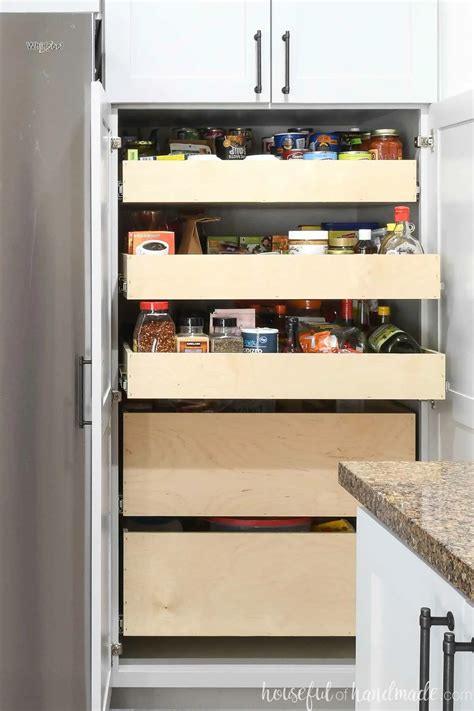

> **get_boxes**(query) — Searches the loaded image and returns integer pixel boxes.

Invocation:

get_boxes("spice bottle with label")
[210,317,243,353]
[133,301,176,352]
[176,317,209,353]
[355,229,377,254]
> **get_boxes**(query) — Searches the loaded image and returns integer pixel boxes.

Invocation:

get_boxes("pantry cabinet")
[104,0,271,104]
[271,0,438,104]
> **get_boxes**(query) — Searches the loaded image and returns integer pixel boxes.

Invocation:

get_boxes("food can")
[308,131,340,152]
[338,151,372,160]
[242,328,279,353]
[172,127,200,140]
[288,127,313,133]
[215,134,247,160]
[303,151,337,160]
[262,136,275,154]
[274,132,307,155]
[229,127,253,151]
[201,127,225,139]
[281,148,309,160]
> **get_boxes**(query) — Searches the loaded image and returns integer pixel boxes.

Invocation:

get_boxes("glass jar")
[125,140,155,161]
[133,301,176,352]
[327,235,356,254]
[176,317,209,353]
[210,317,243,353]
[369,130,403,160]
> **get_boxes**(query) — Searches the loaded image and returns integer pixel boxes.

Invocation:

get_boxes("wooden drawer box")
[123,346,446,401]
[123,532,356,637]
[123,412,415,517]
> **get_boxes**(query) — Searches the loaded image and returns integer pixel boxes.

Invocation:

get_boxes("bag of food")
[178,215,220,255]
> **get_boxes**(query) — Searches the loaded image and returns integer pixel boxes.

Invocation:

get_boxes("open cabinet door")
[90,80,113,711]
[422,89,474,461]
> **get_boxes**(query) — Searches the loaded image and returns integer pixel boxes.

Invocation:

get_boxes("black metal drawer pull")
[442,632,474,711]
[254,30,262,94]
[419,607,455,711]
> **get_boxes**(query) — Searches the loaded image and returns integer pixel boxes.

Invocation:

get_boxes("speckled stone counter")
[338,461,474,602]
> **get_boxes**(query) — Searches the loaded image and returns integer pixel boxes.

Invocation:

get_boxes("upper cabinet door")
[104,0,271,103]
[271,0,438,104]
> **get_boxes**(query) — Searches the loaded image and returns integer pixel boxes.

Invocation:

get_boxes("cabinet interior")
[115,106,423,662]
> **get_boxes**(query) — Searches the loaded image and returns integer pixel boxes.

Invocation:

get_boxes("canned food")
[338,151,372,160]
[201,127,225,139]
[303,151,337,160]
[274,132,307,154]
[229,127,253,151]
[262,136,275,154]
[215,134,247,160]
[308,132,339,152]
[172,127,200,140]
[281,148,309,160]
[242,328,279,353]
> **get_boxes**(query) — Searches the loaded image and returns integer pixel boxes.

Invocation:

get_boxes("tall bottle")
[282,316,303,353]
[368,308,422,353]
[380,206,424,254]
[334,299,367,353]
[271,304,289,351]
[356,299,372,335]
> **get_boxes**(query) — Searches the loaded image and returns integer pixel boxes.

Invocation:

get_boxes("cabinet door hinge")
[111,642,123,657]
[119,368,128,393]
[118,180,123,201]
[118,495,123,514]
[119,614,124,634]
[112,389,122,403]
[118,274,127,294]
[110,136,122,151]
[414,134,434,150]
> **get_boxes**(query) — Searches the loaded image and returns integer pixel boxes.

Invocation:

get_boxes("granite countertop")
[338,461,474,602]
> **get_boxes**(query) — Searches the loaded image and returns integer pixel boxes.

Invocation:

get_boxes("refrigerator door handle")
[78,356,92,428]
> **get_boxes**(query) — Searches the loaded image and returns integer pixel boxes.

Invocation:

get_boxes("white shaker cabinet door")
[271,0,438,104]
[104,0,270,103]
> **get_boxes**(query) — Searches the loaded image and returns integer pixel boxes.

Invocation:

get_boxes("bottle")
[369,310,422,353]
[356,299,372,335]
[380,206,424,254]
[271,304,289,350]
[210,317,243,353]
[176,317,209,353]
[282,316,303,353]
[355,229,377,254]
[333,299,367,352]
[133,301,176,353]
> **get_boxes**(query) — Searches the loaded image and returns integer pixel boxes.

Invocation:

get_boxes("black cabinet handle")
[419,607,455,711]
[254,30,262,94]
[281,31,290,94]
[78,356,92,428]
[442,632,474,711]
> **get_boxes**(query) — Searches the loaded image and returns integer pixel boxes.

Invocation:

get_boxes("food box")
[271,235,289,252]
[239,236,272,254]
[210,308,256,332]
[207,236,240,254]
[127,230,175,255]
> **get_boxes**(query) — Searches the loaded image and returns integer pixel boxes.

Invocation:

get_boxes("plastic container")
[210,317,243,353]
[288,230,328,255]
[176,317,209,353]
[133,301,176,353]
[242,328,279,353]
[207,517,313,532]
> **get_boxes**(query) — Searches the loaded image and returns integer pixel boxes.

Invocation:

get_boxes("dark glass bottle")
[334,300,367,352]
[355,229,377,254]
[368,306,422,353]
[283,316,303,353]
[356,299,372,335]
[271,304,289,351]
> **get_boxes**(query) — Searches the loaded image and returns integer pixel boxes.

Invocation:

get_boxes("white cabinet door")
[90,81,114,711]
[357,508,474,711]
[104,0,270,104]
[271,0,438,104]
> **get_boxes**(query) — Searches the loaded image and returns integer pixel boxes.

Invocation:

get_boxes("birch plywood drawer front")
[122,160,417,204]
[123,413,415,517]
[123,345,446,401]
[122,254,441,301]
[123,532,356,637]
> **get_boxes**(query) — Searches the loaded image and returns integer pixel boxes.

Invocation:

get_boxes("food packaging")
[169,139,214,156]
[128,230,175,255]
[271,235,289,253]
[242,327,279,353]
[239,236,272,254]
[274,132,307,154]
[288,230,328,255]
[178,215,220,255]
[207,236,239,254]
[303,151,337,160]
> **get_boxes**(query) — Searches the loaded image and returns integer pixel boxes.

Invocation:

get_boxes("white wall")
[0,0,99,11]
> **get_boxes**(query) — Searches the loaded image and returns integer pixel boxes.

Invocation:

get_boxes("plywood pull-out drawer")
[123,413,415,517]
[122,159,417,204]
[122,254,441,301]
[123,345,446,401]
[123,532,355,637]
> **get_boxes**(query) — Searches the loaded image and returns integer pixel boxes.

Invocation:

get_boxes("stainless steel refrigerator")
[0,13,96,711]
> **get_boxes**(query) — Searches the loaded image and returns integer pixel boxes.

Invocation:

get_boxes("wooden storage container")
[123,412,415,517]
[123,345,446,401]
[122,159,417,204]
[122,254,441,301]
[123,531,356,637]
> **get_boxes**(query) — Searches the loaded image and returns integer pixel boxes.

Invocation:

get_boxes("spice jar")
[133,301,176,352]
[210,318,243,353]
[176,317,209,353]
[369,130,403,160]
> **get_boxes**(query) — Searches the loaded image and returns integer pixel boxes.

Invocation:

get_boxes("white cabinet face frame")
[271,0,438,105]
[104,0,271,104]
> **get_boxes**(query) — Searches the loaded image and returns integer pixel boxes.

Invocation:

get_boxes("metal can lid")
[371,129,400,136]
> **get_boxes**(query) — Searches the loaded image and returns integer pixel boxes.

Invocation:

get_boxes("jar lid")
[289,230,328,241]
[180,317,204,327]
[358,229,372,240]
[213,317,237,328]
[371,129,399,136]
[378,306,391,316]
[140,301,169,310]
[342,127,361,133]
[328,236,357,247]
